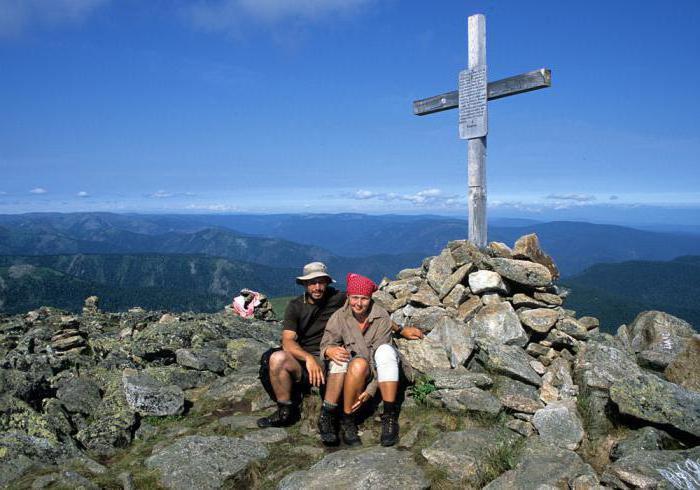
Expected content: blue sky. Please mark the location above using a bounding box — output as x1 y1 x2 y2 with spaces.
1 0 699 223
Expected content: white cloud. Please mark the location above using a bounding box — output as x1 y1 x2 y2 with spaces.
185 203 241 212
185 0 372 35
545 193 596 203
0 191 6 195
77 191 90 198
609 195 619 201
347 188 462 208
353 189 380 200
0 0 109 38
29 187 47 194
148 190 174 199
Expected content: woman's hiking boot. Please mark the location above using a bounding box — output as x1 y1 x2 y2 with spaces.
340 413 362 447
256 402 297 428
317 405 339 446
380 411 400 446
380 401 399 446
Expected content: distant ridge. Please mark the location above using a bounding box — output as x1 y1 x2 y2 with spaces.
563 255 700 331
2 213 699 275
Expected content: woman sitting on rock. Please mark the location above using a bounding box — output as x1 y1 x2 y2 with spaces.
318 273 401 447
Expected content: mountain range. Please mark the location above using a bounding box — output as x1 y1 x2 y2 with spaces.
0 212 699 331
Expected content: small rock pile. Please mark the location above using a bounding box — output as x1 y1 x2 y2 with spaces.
225 288 277 321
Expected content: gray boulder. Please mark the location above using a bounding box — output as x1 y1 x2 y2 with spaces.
628 310 695 351
469 302 528 347
426 316 475 367
75 373 136 457
409 284 441 308
429 387 502 415
457 295 482 322
517 309 560 334
665 334 700 392
603 446 700 489
200 373 260 403
395 338 451 377
225 338 270 372
512 293 551 309
442 284 470 309
610 426 681 461
427 368 492 390
532 401 584 450
492 376 544 414
438 263 472 299
610 371 700 437
122 369 184 416
468 270 508 295
487 258 552 287
477 343 542 387
55 376 101 416
512 233 560 280
279 446 429 489
145 435 268 490
556 317 588 340
175 348 227 374
243 428 288 444
410 306 448 332
426 249 457 294
422 427 520 482
0 432 74 487
573 340 640 392
484 437 597 489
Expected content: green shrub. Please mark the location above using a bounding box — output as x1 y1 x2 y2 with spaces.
410 375 436 405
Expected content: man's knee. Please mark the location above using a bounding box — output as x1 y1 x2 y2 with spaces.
374 344 399 382
348 357 369 377
269 350 293 373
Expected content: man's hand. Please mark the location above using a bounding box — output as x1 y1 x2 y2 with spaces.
350 391 371 412
400 326 424 340
325 346 351 364
305 355 325 387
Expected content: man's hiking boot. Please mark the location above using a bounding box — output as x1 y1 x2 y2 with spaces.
340 414 362 447
317 407 339 446
380 411 400 447
256 403 297 428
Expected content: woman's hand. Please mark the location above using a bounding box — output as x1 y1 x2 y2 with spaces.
326 346 351 364
350 391 371 412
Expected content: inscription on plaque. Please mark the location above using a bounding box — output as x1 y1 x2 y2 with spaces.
458 65 487 139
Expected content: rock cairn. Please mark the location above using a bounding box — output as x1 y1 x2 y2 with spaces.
0 233 698 489
369 234 699 487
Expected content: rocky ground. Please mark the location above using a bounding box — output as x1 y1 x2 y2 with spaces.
1 234 699 489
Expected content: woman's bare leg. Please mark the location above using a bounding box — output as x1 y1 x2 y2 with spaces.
343 358 369 414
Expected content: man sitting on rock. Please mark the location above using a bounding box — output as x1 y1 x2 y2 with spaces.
257 262 422 429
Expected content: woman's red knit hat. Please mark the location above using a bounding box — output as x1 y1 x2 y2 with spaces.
346 273 377 297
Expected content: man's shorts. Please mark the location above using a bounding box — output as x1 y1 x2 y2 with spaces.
259 347 316 403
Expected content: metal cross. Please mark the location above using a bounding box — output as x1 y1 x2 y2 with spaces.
413 14 551 248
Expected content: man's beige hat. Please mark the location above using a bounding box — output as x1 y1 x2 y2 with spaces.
296 262 335 285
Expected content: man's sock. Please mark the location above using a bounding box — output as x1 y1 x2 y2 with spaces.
277 399 293 408
322 401 338 412
382 401 397 415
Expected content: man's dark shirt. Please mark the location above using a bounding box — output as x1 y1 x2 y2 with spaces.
283 287 345 356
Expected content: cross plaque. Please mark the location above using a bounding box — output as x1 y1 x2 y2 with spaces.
413 14 551 248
